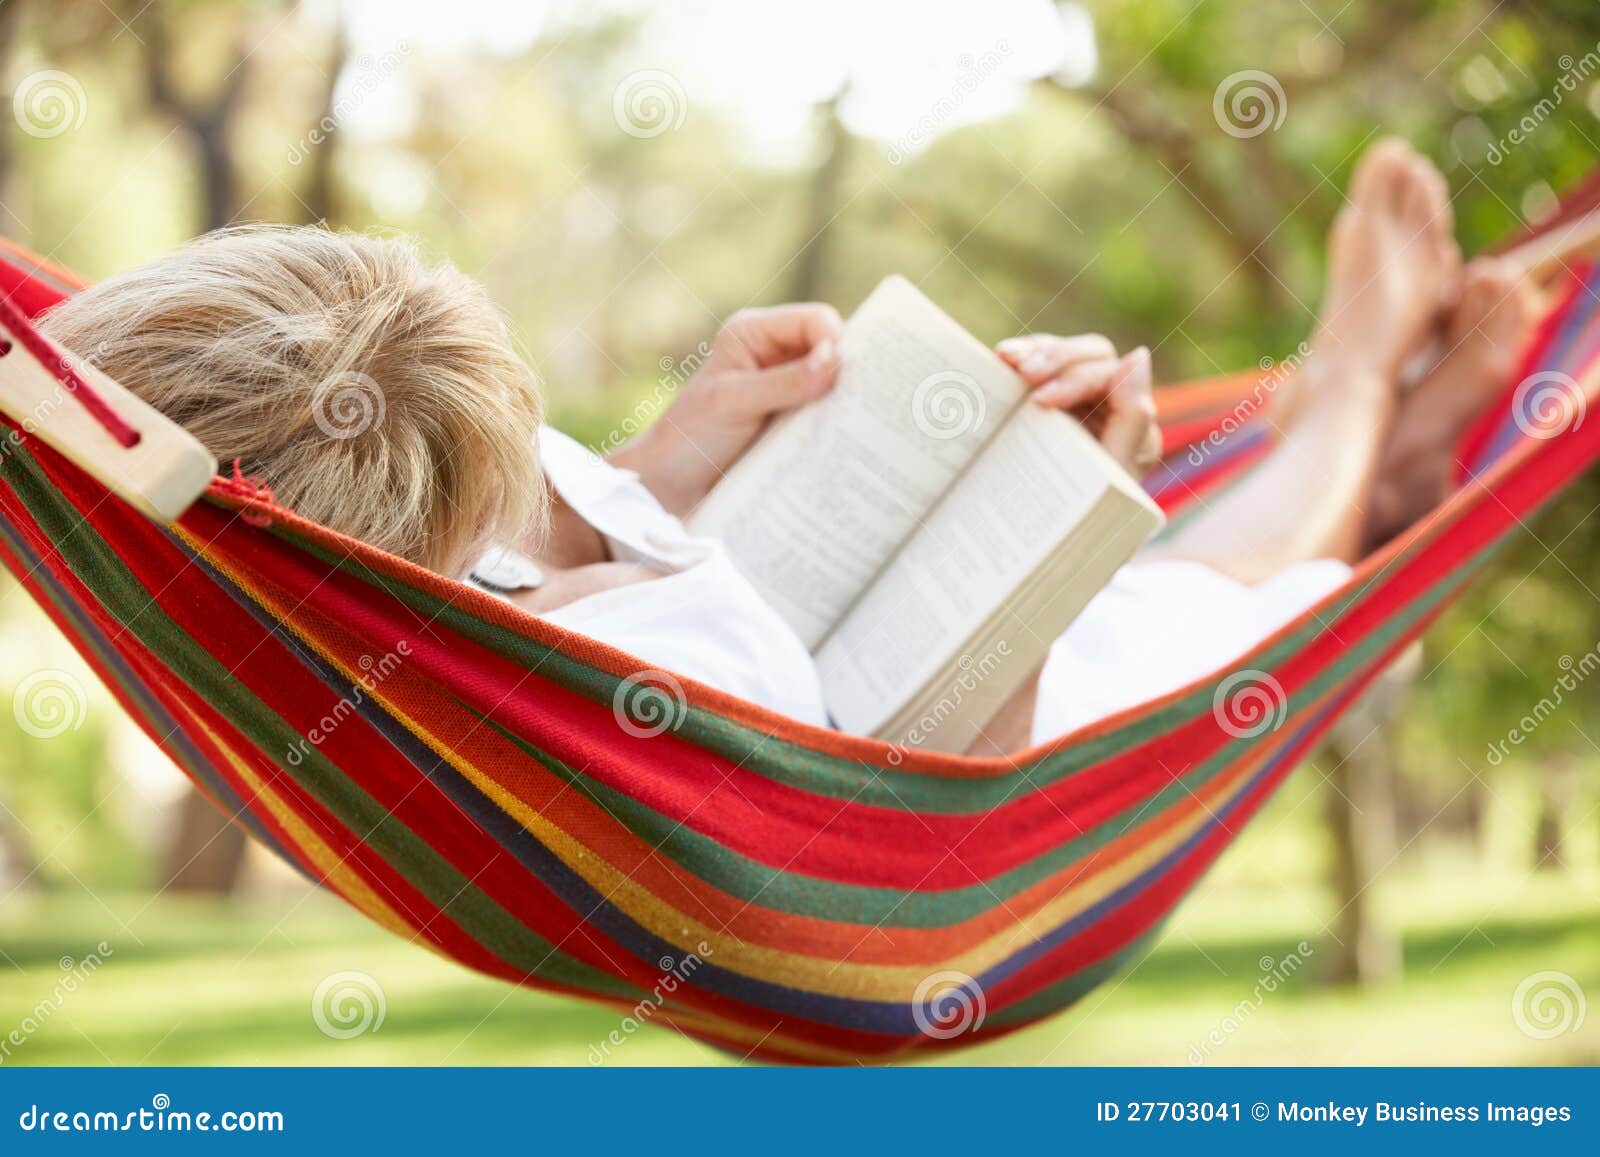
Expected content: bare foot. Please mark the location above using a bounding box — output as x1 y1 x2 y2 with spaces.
1365 257 1536 545
1268 140 1461 427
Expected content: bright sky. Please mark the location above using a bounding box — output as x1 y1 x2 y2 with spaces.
322 0 1092 163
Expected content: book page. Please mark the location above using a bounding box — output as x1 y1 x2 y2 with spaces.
687 276 1025 648
815 404 1151 737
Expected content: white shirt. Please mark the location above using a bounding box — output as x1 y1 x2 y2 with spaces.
472 429 832 728
1028 557 1350 743
474 428 1351 744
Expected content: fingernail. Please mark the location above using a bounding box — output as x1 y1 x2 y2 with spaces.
1023 351 1052 374
997 338 1027 355
807 339 836 370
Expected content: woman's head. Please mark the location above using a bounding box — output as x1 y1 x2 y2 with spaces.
40 225 546 576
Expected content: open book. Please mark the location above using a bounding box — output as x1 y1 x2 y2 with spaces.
688 276 1165 753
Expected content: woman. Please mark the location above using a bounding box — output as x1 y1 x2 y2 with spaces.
39 139 1532 752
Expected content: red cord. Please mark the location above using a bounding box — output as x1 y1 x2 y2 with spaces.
0 292 141 449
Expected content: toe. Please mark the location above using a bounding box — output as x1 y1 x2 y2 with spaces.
1452 258 1529 341
1351 137 1412 209
1399 154 1448 230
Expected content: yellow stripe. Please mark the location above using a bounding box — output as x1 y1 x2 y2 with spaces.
178 527 1283 1007
374 659 1272 999
185 712 425 947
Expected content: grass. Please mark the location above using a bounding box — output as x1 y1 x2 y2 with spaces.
2 859 1597 1067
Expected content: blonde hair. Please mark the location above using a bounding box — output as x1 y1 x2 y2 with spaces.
40 225 546 576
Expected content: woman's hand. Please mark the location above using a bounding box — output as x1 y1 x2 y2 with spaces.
997 333 1162 476
610 304 842 517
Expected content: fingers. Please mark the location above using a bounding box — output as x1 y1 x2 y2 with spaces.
717 303 843 365
1032 356 1121 408
718 340 841 418
997 333 1117 384
1098 348 1161 474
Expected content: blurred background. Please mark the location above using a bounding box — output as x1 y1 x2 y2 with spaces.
2 0 1599 1065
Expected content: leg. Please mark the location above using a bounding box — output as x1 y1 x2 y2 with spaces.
969 140 1462 756
1150 140 1461 581
1364 257 1536 547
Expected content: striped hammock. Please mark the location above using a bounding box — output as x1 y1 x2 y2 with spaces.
2 189 1599 1065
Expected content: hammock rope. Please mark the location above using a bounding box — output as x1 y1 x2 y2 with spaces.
2 192 1599 1063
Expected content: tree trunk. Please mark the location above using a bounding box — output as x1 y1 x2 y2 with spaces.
197 124 236 230
1318 647 1417 987
0 787 44 891
161 789 248 895
790 90 851 302
1533 755 1577 871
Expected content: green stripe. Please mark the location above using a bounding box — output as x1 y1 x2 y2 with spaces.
3 449 640 1001
463 564 1481 929
274 516 1442 812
